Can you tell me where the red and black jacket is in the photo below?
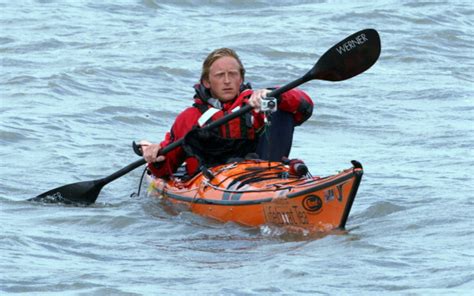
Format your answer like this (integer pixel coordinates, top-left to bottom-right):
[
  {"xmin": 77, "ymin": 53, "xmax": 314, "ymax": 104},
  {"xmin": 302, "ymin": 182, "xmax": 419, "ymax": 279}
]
[{"xmin": 148, "ymin": 83, "xmax": 314, "ymax": 178}]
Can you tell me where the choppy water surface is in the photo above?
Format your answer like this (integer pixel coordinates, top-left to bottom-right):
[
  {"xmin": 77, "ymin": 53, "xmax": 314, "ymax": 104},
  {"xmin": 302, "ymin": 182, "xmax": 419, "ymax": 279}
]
[{"xmin": 1, "ymin": 1, "xmax": 473, "ymax": 294}]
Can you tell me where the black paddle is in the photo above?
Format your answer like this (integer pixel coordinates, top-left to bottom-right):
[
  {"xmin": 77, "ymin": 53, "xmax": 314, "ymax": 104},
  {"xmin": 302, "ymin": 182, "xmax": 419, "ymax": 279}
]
[{"xmin": 29, "ymin": 28, "xmax": 381, "ymax": 205}]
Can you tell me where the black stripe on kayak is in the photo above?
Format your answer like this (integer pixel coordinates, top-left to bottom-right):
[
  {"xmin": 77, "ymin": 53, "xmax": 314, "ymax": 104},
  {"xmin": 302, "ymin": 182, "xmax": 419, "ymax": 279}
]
[
  {"xmin": 338, "ymin": 161, "xmax": 364, "ymax": 229},
  {"xmin": 222, "ymin": 191, "xmax": 243, "ymax": 201},
  {"xmin": 231, "ymin": 192, "xmax": 243, "ymax": 200},
  {"xmin": 222, "ymin": 191, "xmax": 230, "ymax": 200},
  {"xmin": 155, "ymin": 169, "xmax": 359, "ymax": 206}
]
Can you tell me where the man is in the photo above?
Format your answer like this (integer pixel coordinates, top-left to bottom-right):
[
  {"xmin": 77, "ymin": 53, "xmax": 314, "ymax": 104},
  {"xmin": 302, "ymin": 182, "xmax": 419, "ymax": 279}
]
[{"xmin": 141, "ymin": 48, "xmax": 313, "ymax": 178}]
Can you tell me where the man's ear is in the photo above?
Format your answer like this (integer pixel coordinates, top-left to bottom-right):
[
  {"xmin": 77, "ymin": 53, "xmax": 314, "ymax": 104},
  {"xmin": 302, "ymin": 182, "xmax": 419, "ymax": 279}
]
[{"xmin": 202, "ymin": 79, "xmax": 210, "ymax": 88}]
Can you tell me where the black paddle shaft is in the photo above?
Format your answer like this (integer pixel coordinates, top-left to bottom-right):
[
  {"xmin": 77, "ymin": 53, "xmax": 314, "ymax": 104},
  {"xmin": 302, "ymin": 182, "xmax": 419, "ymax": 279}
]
[{"xmin": 30, "ymin": 28, "xmax": 381, "ymax": 205}]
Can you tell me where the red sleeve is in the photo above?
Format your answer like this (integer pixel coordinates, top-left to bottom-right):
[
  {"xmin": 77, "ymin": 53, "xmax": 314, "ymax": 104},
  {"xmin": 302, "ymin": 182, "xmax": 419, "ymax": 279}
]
[
  {"xmin": 277, "ymin": 88, "xmax": 314, "ymax": 126},
  {"xmin": 147, "ymin": 107, "xmax": 202, "ymax": 178}
]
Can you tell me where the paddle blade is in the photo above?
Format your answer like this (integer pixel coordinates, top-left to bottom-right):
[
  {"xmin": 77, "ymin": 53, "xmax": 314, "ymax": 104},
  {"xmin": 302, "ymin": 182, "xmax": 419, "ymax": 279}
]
[
  {"xmin": 28, "ymin": 179, "xmax": 105, "ymax": 205},
  {"xmin": 309, "ymin": 28, "xmax": 381, "ymax": 81}
]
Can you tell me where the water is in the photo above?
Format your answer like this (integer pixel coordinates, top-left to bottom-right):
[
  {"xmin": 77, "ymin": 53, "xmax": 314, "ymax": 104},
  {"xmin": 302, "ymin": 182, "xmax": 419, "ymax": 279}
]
[{"xmin": 1, "ymin": 0, "xmax": 473, "ymax": 294}]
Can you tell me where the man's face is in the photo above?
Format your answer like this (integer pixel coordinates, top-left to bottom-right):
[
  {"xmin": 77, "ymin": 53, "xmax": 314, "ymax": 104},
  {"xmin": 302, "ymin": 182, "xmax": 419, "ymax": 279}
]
[{"xmin": 203, "ymin": 56, "xmax": 243, "ymax": 102}]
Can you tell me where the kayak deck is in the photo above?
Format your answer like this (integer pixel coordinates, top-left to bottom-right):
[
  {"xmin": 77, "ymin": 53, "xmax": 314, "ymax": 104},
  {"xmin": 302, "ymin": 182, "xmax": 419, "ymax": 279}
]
[{"xmin": 147, "ymin": 160, "xmax": 363, "ymax": 232}]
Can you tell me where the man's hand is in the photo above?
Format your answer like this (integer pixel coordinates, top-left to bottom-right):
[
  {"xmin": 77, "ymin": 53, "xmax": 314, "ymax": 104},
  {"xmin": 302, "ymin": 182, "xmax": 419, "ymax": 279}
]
[
  {"xmin": 139, "ymin": 140, "xmax": 166, "ymax": 163},
  {"xmin": 248, "ymin": 89, "xmax": 271, "ymax": 112}
]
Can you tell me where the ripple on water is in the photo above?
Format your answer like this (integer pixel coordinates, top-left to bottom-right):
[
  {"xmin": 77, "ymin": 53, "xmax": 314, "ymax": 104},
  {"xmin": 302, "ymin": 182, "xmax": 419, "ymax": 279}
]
[
  {"xmin": 0, "ymin": 130, "xmax": 30, "ymax": 143},
  {"xmin": 358, "ymin": 201, "xmax": 406, "ymax": 219}
]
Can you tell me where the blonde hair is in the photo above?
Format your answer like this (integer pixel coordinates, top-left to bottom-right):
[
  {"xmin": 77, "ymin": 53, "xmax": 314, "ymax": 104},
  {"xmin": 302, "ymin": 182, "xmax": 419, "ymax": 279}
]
[{"xmin": 200, "ymin": 48, "xmax": 245, "ymax": 83}]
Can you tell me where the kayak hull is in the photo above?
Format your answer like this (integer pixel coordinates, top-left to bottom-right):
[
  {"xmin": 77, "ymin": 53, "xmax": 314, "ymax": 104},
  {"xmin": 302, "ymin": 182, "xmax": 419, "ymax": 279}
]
[{"xmin": 147, "ymin": 160, "xmax": 363, "ymax": 232}]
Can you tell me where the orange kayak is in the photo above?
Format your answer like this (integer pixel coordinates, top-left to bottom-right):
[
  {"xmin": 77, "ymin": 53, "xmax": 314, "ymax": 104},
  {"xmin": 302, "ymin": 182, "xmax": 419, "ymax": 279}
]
[{"xmin": 147, "ymin": 159, "xmax": 363, "ymax": 232}]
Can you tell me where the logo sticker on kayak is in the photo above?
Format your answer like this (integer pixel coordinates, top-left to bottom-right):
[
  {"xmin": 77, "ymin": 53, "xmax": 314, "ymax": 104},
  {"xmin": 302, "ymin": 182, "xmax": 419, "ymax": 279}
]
[
  {"xmin": 325, "ymin": 183, "xmax": 346, "ymax": 202},
  {"xmin": 302, "ymin": 195, "xmax": 323, "ymax": 213},
  {"xmin": 263, "ymin": 202, "xmax": 309, "ymax": 226}
]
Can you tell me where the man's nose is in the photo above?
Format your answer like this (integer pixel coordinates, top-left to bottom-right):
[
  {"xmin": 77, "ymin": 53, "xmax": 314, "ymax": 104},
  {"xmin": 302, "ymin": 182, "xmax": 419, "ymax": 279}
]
[{"xmin": 224, "ymin": 73, "xmax": 230, "ymax": 83}]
